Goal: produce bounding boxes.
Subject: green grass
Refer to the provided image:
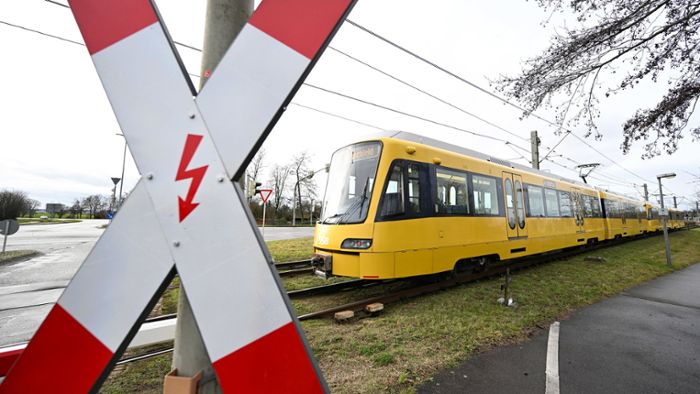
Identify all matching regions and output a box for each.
[100,229,700,393]
[267,237,314,262]
[0,250,39,264]
[16,218,81,225]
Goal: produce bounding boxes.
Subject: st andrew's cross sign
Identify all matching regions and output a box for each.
[0,0,356,392]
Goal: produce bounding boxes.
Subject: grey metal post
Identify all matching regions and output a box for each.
[530,130,540,170]
[658,178,672,267]
[119,138,127,206]
[643,183,648,202]
[172,0,253,391]
[2,221,8,253]
[292,185,297,226]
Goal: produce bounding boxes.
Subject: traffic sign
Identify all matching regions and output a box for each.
[0,219,19,236]
[0,0,356,392]
[259,189,272,204]
[110,177,121,185]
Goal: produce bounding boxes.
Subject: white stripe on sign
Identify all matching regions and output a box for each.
[197,24,309,177]
[545,321,560,394]
[58,181,174,352]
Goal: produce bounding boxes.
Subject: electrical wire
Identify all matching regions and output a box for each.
[327,46,530,144]
[289,102,386,131]
[303,82,532,153]
[345,19,659,192]
[0,19,201,79]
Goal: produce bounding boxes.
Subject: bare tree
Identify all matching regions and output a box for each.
[497,0,700,158]
[290,152,317,221]
[248,148,266,183]
[0,190,30,220]
[70,199,84,219]
[26,199,40,218]
[268,163,291,213]
[82,195,106,218]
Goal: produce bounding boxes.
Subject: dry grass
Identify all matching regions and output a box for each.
[0,250,39,264]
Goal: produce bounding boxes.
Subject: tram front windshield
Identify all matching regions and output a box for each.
[321,142,381,224]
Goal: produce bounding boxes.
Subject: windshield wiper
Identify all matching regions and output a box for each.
[337,178,371,224]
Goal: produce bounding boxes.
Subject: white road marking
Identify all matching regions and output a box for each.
[545,321,560,394]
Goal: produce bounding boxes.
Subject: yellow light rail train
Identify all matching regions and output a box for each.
[312,132,685,280]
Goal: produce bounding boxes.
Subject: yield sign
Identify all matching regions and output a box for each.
[259,189,273,204]
[0,0,356,392]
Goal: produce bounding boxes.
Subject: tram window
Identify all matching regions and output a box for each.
[590,197,602,218]
[435,168,468,215]
[582,196,593,218]
[515,181,525,229]
[544,188,560,217]
[505,178,516,229]
[526,185,545,217]
[558,191,572,217]
[348,176,356,198]
[472,175,500,215]
[407,164,421,213]
[380,164,405,217]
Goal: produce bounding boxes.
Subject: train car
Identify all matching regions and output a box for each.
[644,203,662,233]
[668,208,685,229]
[599,191,646,239]
[312,131,646,280]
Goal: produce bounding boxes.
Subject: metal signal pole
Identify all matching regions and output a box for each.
[643,183,649,202]
[530,130,540,170]
[172,0,253,391]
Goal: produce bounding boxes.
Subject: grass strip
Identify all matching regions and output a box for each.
[100,229,700,393]
[0,250,40,265]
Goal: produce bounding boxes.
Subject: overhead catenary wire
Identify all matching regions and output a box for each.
[42,0,205,54]
[0,19,201,79]
[327,40,650,194]
[344,19,661,192]
[327,46,530,144]
[302,82,532,154]
[289,102,387,131]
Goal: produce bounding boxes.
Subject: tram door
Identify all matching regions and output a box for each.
[571,188,585,233]
[502,172,528,238]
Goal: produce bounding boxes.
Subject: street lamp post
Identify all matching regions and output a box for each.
[657,172,676,267]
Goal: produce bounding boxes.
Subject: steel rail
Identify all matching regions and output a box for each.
[297,230,679,320]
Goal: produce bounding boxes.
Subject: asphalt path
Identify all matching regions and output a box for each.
[0,221,314,346]
[419,263,700,394]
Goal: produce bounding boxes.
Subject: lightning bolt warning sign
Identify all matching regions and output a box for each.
[176,133,208,222]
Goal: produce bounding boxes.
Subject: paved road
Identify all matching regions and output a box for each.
[0,222,314,346]
[419,263,700,394]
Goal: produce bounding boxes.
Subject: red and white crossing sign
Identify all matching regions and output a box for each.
[0,0,355,392]
[259,189,273,204]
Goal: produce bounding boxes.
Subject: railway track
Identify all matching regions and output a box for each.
[274,259,313,277]
[297,230,680,320]
[115,228,697,364]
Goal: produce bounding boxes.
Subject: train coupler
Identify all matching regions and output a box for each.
[312,253,333,279]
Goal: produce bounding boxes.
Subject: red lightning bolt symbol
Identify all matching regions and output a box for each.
[175,134,209,222]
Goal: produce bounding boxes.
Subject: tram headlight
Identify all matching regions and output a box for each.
[341,238,372,249]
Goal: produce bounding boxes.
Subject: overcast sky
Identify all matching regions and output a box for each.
[1,0,698,209]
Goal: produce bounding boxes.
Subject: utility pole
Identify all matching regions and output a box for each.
[673,196,677,209]
[657,173,676,267]
[643,183,649,202]
[172,0,253,392]
[530,130,540,170]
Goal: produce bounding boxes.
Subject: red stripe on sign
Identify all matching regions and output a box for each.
[0,304,113,393]
[249,0,353,59]
[69,0,157,55]
[213,322,324,393]
[0,347,23,378]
